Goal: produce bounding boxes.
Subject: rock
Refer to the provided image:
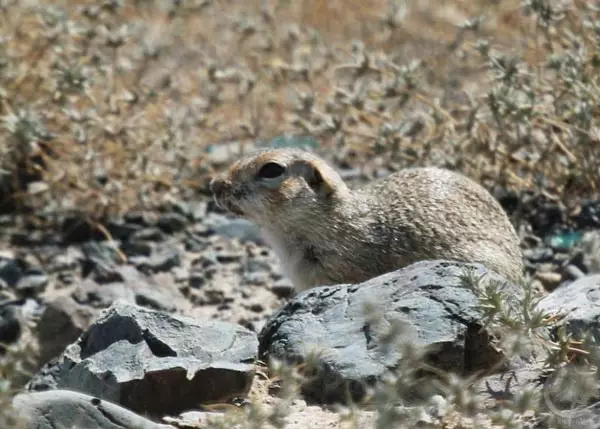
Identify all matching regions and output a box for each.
[581,230,600,273]
[120,241,153,257]
[72,267,187,311]
[271,279,294,298]
[0,257,22,287]
[523,247,554,263]
[50,248,81,272]
[81,241,124,284]
[0,304,21,345]
[73,279,137,308]
[134,288,177,312]
[157,213,188,234]
[184,234,209,252]
[243,272,270,286]
[259,260,519,403]
[204,212,263,243]
[107,220,142,241]
[28,302,258,417]
[123,211,155,227]
[215,249,243,264]
[564,264,586,280]
[535,271,562,291]
[15,268,49,296]
[13,390,173,429]
[60,216,98,243]
[136,248,181,273]
[189,273,206,289]
[189,201,208,222]
[131,227,165,242]
[574,200,600,229]
[37,295,97,364]
[535,274,600,340]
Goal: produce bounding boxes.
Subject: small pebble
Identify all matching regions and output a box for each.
[15,269,49,296]
[535,271,562,290]
[271,279,294,298]
[0,305,21,345]
[0,258,23,287]
[157,213,188,234]
[137,249,181,273]
[189,273,206,289]
[193,253,218,268]
[249,303,264,313]
[120,241,153,257]
[563,264,586,280]
[244,272,269,285]
[184,235,209,252]
[106,221,141,241]
[216,250,243,264]
[523,247,554,263]
[131,227,165,242]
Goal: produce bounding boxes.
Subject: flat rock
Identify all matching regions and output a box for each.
[28,301,258,416]
[13,390,173,429]
[259,260,519,403]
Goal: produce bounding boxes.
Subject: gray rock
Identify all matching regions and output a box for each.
[123,211,155,227]
[136,248,181,273]
[72,266,188,312]
[120,241,153,257]
[535,274,600,341]
[184,234,209,252]
[205,212,263,243]
[37,295,97,364]
[82,241,124,284]
[0,257,22,287]
[131,227,166,242]
[29,301,258,416]
[157,213,188,234]
[13,390,173,429]
[259,260,519,403]
[0,304,21,345]
[190,201,208,222]
[15,269,49,296]
[271,279,294,298]
[189,273,206,289]
[107,220,142,241]
[581,231,600,273]
[73,279,137,308]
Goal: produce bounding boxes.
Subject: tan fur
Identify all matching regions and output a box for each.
[210,148,524,291]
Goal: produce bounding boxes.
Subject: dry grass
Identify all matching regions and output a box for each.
[0,0,598,224]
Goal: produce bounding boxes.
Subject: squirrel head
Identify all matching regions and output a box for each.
[210,148,350,225]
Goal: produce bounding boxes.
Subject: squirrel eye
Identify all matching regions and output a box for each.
[257,162,286,179]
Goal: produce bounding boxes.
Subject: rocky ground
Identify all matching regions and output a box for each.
[1,157,600,428]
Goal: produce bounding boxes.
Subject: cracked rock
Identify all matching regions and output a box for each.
[259,259,520,404]
[27,301,258,416]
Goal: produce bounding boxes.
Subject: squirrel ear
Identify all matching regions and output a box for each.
[291,160,336,197]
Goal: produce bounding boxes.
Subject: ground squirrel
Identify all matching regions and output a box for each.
[210,148,524,291]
